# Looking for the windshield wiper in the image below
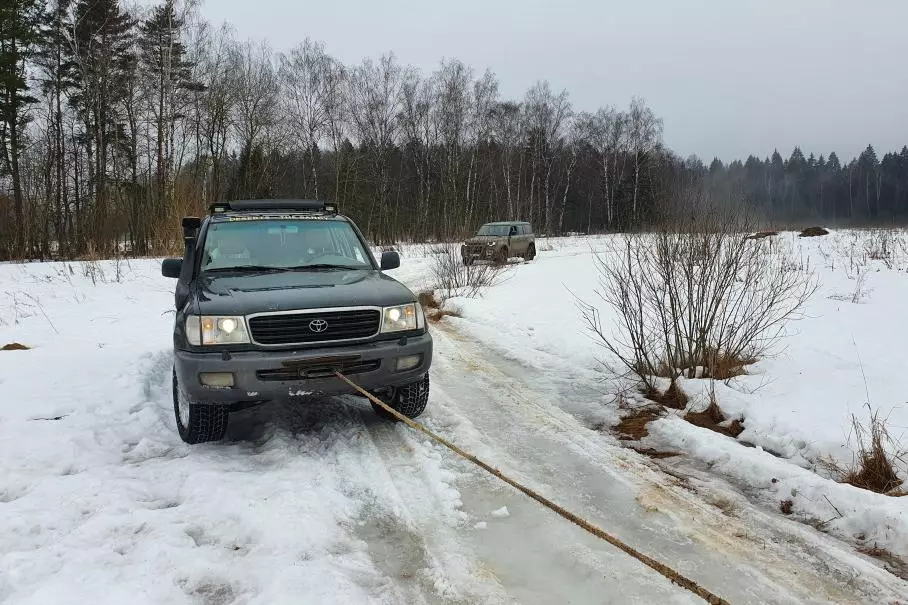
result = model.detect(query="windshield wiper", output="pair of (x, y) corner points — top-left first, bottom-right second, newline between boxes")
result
(286, 263), (363, 271)
(202, 265), (290, 274)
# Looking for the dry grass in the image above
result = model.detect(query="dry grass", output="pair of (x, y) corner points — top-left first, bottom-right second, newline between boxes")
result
(745, 230), (779, 240)
(428, 308), (462, 322)
(615, 406), (664, 441)
(820, 410), (905, 495)
(857, 545), (908, 581)
(644, 382), (689, 409)
(779, 499), (793, 515)
(417, 290), (462, 322)
(634, 448), (682, 459)
(417, 291), (441, 310)
(2, 342), (30, 351)
(683, 394), (745, 438)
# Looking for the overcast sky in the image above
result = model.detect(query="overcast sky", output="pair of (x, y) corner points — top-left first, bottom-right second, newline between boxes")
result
(194, 0), (908, 163)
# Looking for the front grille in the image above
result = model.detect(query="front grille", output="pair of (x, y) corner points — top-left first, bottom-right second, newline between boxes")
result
(257, 357), (381, 381)
(248, 309), (381, 345)
(465, 244), (490, 257)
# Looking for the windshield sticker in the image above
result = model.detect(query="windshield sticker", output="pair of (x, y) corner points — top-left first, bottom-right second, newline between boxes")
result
(223, 215), (329, 222)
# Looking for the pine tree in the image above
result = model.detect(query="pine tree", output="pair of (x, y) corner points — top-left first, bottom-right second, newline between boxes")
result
(34, 0), (79, 253)
(139, 0), (197, 207)
(71, 0), (135, 248)
(0, 0), (44, 257)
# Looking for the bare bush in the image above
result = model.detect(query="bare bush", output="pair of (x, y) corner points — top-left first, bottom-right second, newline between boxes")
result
(430, 243), (510, 300)
(579, 200), (816, 392)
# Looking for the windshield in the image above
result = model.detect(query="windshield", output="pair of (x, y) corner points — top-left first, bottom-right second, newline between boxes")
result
(200, 219), (372, 272)
(477, 224), (511, 237)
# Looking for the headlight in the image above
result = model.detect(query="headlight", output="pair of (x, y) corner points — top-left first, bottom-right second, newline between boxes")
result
(381, 303), (424, 333)
(487, 241), (497, 246)
(185, 315), (250, 346)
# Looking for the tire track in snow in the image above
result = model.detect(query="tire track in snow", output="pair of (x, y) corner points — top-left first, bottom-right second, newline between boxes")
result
(427, 321), (908, 604)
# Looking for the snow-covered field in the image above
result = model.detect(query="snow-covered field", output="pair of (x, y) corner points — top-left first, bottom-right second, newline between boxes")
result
(1, 231), (907, 604)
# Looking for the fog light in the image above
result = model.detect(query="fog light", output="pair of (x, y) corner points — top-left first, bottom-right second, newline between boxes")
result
(199, 372), (234, 387)
(396, 355), (422, 372)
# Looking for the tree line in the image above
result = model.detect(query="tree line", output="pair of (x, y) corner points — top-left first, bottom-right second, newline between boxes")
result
(1, 0), (906, 260)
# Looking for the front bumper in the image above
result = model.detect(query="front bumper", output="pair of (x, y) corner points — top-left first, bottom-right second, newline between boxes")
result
(462, 244), (495, 260)
(174, 332), (432, 405)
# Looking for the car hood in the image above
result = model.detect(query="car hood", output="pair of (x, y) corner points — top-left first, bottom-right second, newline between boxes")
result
(464, 235), (503, 245)
(192, 270), (415, 316)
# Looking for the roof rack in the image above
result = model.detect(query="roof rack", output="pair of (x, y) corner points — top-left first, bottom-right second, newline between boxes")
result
(208, 199), (338, 215)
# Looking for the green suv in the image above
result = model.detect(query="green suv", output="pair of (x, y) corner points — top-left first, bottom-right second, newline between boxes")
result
(461, 221), (536, 265)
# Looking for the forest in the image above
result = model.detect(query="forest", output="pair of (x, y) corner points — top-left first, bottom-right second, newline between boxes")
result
(2, 0), (907, 260)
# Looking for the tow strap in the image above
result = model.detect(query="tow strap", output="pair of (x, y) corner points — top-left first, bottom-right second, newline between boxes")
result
(335, 371), (731, 605)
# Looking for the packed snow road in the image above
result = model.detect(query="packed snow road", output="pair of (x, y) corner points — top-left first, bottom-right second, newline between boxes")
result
(1, 258), (906, 604)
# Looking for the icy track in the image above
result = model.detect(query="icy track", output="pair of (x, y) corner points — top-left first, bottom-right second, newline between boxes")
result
(1, 255), (907, 604)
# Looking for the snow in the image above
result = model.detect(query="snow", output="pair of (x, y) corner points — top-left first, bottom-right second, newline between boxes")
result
(427, 232), (908, 559)
(2, 231), (908, 603)
(489, 506), (510, 519)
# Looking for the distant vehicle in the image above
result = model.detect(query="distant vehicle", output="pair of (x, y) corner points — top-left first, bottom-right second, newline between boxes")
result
(161, 199), (432, 444)
(461, 221), (535, 265)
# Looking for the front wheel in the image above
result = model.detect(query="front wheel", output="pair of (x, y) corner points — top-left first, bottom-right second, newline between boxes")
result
(495, 246), (509, 265)
(173, 370), (229, 444)
(371, 374), (430, 420)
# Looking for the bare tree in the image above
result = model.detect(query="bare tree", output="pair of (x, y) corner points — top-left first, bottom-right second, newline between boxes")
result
(229, 39), (279, 198)
(279, 39), (332, 198)
(523, 81), (571, 235)
(627, 96), (662, 223)
(347, 53), (403, 242)
(491, 101), (523, 220)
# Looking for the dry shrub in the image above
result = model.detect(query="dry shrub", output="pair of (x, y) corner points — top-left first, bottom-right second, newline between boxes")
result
(799, 226), (829, 237)
(2, 342), (30, 351)
(430, 243), (510, 300)
(417, 291), (441, 310)
(779, 499), (794, 515)
(579, 193), (815, 397)
(615, 406), (664, 440)
(821, 410), (905, 495)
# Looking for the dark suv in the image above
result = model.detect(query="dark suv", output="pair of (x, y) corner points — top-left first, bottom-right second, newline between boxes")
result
(161, 200), (432, 443)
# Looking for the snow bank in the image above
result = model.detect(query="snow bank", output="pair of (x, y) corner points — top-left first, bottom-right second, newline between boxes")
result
(434, 231), (908, 557)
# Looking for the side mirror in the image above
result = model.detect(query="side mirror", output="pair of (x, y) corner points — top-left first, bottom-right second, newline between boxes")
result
(162, 258), (183, 278)
(380, 251), (400, 271)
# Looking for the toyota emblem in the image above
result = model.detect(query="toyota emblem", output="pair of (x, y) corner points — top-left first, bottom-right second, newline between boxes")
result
(308, 319), (329, 333)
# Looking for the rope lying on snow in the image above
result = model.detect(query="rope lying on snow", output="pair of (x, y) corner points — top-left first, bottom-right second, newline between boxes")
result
(335, 371), (732, 605)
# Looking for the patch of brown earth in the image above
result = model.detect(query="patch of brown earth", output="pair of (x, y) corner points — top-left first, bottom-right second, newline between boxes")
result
(2, 342), (30, 351)
(615, 407), (664, 441)
(799, 226), (829, 237)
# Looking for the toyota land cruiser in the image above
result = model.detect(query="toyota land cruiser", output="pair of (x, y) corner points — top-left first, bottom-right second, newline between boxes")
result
(161, 200), (432, 443)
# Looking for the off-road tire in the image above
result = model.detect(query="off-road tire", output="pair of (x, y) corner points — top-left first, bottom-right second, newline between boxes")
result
(495, 246), (509, 265)
(371, 374), (430, 420)
(463, 255), (474, 266)
(524, 243), (536, 261)
(173, 370), (229, 444)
